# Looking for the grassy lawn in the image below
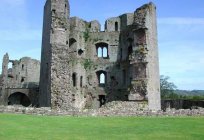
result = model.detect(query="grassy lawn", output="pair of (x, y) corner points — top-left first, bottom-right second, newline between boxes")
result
(0, 114), (204, 140)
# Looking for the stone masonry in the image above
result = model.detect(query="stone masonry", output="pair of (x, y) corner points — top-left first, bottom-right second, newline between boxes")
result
(0, 0), (161, 111)
(39, 0), (161, 111)
(0, 54), (40, 106)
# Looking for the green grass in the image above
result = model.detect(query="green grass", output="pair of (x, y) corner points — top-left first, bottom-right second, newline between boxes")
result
(0, 114), (204, 140)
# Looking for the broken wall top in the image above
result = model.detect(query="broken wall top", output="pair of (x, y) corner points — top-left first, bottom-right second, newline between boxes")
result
(134, 2), (156, 29)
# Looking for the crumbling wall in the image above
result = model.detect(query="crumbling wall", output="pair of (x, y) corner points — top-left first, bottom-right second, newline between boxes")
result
(39, 1), (160, 111)
(39, 0), (74, 110)
(0, 53), (40, 106)
(9, 57), (40, 88)
(138, 3), (161, 110)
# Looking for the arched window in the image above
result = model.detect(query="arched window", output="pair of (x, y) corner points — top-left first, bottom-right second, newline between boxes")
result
(100, 73), (105, 84)
(103, 47), (108, 57)
(96, 71), (107, 87)
(96, 42), (109, 58)
(97, 47), (102, 57)
(72, 73), (77, 87)
(115, 22), (118, 31)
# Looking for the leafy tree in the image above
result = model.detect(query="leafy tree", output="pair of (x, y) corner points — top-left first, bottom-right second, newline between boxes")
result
(160, 75), (177, 99)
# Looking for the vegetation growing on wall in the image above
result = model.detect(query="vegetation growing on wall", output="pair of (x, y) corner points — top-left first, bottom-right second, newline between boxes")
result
(83, 59), (95, 70)
(83, 27), (90, 42)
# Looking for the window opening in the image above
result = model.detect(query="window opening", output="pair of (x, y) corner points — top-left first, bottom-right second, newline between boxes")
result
(96, 43), (109, 58)
(72, 73), (77, 87)
(96, 71), (107, 87)
(80, 76), (83, 87)
(78, 49), (84, 56)
(115, 22), (118, 31)
(120, 48), (122, 60)
(100, 73), (105, 84)
(103, 47), (108, 57)
(97, 47), (102, 57)
(21, 77), (25, 83)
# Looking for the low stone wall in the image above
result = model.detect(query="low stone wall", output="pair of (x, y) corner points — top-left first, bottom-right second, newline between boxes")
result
(161, 99), (204, 110)
(0, 101), (204, 116)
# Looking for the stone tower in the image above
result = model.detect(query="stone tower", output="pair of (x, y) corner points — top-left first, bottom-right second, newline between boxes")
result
(144, 3), (161, 110)
(0, 53), (9, 105)
(129, 3), (161, 110)
(2, 53), (9, 89)
(39, 0), (71, 109)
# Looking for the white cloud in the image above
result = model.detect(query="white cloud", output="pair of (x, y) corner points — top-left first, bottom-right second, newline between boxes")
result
(158, 17), (204, 25)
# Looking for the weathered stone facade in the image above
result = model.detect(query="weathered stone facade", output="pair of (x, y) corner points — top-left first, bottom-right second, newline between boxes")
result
(0, 0), (161, 111)
(39, 0), (161, 110)
(0, 54), (40, 107)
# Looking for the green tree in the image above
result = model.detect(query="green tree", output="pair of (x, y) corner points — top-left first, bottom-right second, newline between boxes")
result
(160, 75), (178, 99)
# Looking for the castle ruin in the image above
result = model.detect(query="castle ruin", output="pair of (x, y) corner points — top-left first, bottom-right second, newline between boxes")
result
(0, 0), (161, 111)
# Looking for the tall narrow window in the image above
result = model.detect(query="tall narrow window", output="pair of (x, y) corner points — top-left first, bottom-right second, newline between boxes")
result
(22, 64), (24, 70)
(100, 73), (105, 84)
(128, 45), (133, 55)
(127, 38), (133, 56)
(103, 47), (108, 57)
(97, 47), (102, 57)
(115, 22), (118, 31)
(80, 76), (83, 87)
(120, 48), (122, 60)
(96, 71), (107, 87)
(72, 73), (77, 87)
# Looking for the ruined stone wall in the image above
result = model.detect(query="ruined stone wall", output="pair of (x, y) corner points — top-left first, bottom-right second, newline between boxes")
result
(9, 57), (40, 88)
(120, 13), (134, 30)
(1, 104), (204, 116)
(0, 75), (3, 104)
(0, 54), (9, 105)
(140, 3), (161, 110)
(39, 1), (160, 111)
(39, 0), (73, 110)
(0, 54), (40, 106)
(39, 0), (52, 107)
(105, 17), (121, 32)
(68, 16), (134, 109)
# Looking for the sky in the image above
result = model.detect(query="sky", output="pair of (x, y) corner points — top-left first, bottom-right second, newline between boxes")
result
(0, 0), (204, 90)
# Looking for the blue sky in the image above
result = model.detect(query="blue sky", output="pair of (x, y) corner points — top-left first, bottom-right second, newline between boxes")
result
(0, 0), (204, 90)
